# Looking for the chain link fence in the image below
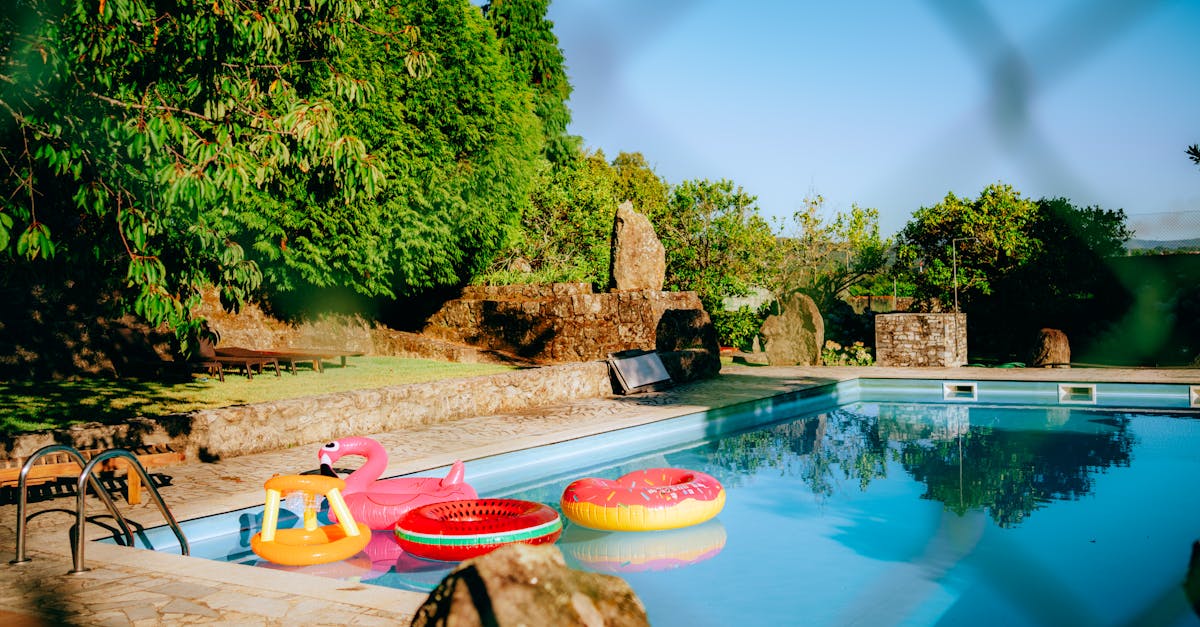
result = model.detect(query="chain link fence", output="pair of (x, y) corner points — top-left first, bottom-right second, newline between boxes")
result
(1127, 210), (1200, 250)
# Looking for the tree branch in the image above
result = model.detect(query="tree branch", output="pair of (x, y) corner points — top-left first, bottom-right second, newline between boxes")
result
(88, 91), (212, 122)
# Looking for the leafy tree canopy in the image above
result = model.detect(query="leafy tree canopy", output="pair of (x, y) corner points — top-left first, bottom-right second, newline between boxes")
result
(1, 0), (381, 345)
(896, 183), (1134, 359)
(482, 0), (580, 165)
(1, 0), (543, 348)
(476, 149), (667, 288)
(896, 183), (1040, 311)
(327, 0), (541, 299)
(660, 179), (778, 312)
(775, 195), (890, 312)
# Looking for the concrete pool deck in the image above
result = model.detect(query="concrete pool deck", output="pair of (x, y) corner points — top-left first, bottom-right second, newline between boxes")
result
(2, 365), (1198, 625)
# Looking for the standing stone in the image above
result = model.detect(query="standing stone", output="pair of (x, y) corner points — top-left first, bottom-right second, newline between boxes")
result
(760, 292), (824, 366)
(411, 543), (649, 627)
(609, 201), (665, 291)
(1031, 328), (1070, 367)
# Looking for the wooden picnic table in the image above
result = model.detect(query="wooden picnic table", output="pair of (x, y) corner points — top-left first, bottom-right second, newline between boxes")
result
(216, 347), (363, 374)
(208, 347), (282, 380)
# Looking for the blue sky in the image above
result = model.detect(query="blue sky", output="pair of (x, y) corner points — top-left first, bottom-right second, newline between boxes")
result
(544, 0), (1200, 237)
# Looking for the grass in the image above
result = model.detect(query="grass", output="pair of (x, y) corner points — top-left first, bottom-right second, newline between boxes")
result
(0, 357), (518, 437)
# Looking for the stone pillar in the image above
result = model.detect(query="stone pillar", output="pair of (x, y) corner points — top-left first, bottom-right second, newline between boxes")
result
(609, 201), (666, 292)
(875, 313), (967, 367)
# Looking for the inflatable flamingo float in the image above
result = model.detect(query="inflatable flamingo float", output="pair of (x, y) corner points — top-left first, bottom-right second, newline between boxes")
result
(318, 437), (477, 530)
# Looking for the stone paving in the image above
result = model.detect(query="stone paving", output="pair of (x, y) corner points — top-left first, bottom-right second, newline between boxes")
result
(1, 365), (1197, 625)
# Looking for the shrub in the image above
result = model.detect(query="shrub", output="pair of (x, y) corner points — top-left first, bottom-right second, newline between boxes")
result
(822, 340), (874, 366)
(711, 304), (770, 351)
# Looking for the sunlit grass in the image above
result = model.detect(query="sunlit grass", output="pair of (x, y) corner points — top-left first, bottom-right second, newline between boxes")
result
(0, 357), (518, 436)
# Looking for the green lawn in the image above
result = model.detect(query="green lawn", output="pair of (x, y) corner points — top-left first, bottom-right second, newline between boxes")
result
(0, 357), (518, 437)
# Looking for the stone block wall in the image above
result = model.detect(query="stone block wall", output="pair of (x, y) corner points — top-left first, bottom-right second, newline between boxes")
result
(1, 361), (612, 461)
(460, 283), (592, 301)
(875, 313), (968, 367)
(422, 284), (721, 379)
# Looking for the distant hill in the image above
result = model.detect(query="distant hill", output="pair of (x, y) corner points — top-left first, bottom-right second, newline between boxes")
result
(1125, 238), (1200, 252)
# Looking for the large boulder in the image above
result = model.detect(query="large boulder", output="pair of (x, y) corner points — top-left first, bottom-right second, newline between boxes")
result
(761, 292), (824, 366)
(410, 543), (649, 627)
(1030, 328), (1070, 367)
(609, 201), (665, 292)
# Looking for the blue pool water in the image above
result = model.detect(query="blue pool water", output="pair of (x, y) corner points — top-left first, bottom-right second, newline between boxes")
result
(119, 379), (1200, 626)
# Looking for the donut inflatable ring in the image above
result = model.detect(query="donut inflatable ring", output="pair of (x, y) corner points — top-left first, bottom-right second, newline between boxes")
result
(560, 468), (725, 532)
(394, 498), (562, 562)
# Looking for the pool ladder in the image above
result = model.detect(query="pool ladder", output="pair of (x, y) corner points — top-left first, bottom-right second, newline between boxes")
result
(8, 444), (189, 573)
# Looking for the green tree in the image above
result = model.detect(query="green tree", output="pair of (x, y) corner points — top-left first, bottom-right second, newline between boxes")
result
(1, 0), (381, 344)
(612, 152), (670, 220)
(483, 0), (580, 165)
(896, 184), (1134, 360)
(660, 179), (778, 312)
(896, 183), (1040, 312)
(329, 0), (540, 301)
(1187, 144), (1200, 166)
(477, 150), (669, 289)
(775, 195), (890, 311)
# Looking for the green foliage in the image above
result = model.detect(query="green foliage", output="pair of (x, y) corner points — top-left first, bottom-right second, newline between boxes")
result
(1188, 144), (1200, 166)
(896, 183), (1040, 311)
(821, 340), (874, 366)
(711, 304), (770, 351)
(483, 0), (580, 165)
(661, 179), (778, 313)
(476, 150), (668, 290)
(612, 152), (670, 219)
(775, 195), (890, 311)
(849, 270), (916, 298)
(286, 0), (541, 300)
(1, 0), (381, 346)
(822, 298), (876, 348)
(2, 0), (546, 345)
(895, 184), (1135, 360)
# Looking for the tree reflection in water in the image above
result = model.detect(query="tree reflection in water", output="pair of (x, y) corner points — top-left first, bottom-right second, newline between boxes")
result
(700, 402), (1136, 528)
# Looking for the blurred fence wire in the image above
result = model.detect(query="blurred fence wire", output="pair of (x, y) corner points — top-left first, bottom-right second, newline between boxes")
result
(1127, 210), (1200, 244)
(924, 0), (1196, 247)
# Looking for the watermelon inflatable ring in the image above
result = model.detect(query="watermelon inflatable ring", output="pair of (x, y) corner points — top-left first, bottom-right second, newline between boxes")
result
(394, 498), (562, 562)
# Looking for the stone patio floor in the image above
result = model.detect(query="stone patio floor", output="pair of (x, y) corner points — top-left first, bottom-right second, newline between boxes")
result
(2, 365), (1198, 625)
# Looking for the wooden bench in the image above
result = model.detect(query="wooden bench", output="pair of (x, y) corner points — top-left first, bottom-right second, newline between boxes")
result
(0, 444), (185, 505)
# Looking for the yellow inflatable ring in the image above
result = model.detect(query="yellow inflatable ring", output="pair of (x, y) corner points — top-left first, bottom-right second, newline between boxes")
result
(251, 474), (370, 567)
(560, 468), (725, 532)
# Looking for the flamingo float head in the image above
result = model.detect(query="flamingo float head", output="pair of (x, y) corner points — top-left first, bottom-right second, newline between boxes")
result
(318, 437), (386, 485)
(318, 436), (471, 495)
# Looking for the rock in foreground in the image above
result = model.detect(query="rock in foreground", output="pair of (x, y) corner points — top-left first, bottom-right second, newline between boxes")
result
(411, 543), (649, 627)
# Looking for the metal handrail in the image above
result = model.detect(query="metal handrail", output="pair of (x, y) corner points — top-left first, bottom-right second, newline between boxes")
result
(10, 444), (134, 566)
(71, 449), (189, 573)
(8, 444), (189, 574)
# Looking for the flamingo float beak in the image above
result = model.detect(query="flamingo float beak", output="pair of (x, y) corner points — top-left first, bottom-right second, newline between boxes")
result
(319, 453), (338, 477)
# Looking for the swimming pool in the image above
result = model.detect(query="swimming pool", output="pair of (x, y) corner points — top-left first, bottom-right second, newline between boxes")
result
(115, 378), (1200, 626)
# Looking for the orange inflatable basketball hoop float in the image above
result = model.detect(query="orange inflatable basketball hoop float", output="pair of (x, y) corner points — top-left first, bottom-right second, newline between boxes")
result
(251, 474), (371, 567)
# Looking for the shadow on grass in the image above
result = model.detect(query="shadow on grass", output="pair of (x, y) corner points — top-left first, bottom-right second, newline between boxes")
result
(0, 375), (211, 438)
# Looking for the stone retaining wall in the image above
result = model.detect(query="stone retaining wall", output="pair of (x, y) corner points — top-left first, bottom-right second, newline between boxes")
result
(423, 284), (720, 369)
(460, 283), (592, 301)
(1, 361), (611, 462)
(875, 313), (968, 367)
